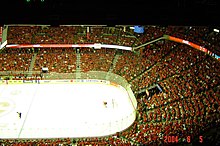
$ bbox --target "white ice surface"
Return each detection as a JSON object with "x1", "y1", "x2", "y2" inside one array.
[{"x1": 0, "y1": 83, "x2": 135, "y2": 138}]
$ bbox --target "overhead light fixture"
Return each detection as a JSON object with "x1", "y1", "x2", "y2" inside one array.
[{"x1": 213, "y1": 28, "x2": 219, "y2": 33}]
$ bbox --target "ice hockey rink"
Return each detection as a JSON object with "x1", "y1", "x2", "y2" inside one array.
[{"x1": 0, "y1": 82, "x2": 136, "y2": 139}]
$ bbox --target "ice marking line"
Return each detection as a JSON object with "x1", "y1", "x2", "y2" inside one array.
[{"x1": 18, "y1": 85, "x2": 39, "y2": 138}]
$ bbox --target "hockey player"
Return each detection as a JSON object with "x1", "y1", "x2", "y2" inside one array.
[{"x1": 17, "y1": 112, "x2": 22, "y2": 119}]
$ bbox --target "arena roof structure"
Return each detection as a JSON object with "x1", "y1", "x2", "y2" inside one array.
[{"x1": 1, "y1": 0, "x2": 220, "y2": 26}]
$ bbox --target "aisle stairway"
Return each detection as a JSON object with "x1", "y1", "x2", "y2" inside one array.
[
  {"x1": 106, "y1": 51, "x2": 120, "y2": 80},
  {"x1": 28, "y1": 53, "x2": 37, "y2": 77},
  {"x1": 76, "y1": 48, "x2": 81, "y2": 79}
]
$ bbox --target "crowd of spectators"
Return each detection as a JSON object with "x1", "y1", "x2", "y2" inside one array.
[
  {"x1": 165, "y1": 25, "x2": 220, "y2": 57},
  {"x1": 112, "y1": 40, "x2": 177, "y2": 82},
  {"x1": 131, "y1": 43, "x2": 208, "y2": 93},
  {"x1": 80, "y1": 47, "x2": 116, "y2": 72},
  {"x1": 7, "y1": 26, "x2": 141, "y2": 47},
  {"x1": 0, "y1": 25, "x2": 220, "y2": 145},
  {"x1": 0, "y1": 48, "x2": 34, "y2": 80},
  {"x1": 7, "y1": 25, "x2": 220, "y2": 56},
  {"x1": 33, "y1": 47, "x2": 77, "y2": 73}
]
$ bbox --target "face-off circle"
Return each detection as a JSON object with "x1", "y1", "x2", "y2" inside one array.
[{"x1": 0, "y1": 98, "x2": 15, "y2": 117}]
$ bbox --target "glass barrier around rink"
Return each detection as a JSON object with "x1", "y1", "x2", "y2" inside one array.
[
  {"x1": 44, "y1": 71, "x2": 137, "y2": 109},
  {"x1": 44, "y1": 71, "x2": 129, "y2": 88}
]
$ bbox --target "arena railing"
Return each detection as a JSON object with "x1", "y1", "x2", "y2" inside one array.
[{"x1": 0, "y1": 71, "x2": 40, "y2": 76}]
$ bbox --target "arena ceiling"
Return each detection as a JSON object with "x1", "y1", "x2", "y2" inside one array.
[{"x1": 1, "y1": 0, "x2": 220, "y2": 26}]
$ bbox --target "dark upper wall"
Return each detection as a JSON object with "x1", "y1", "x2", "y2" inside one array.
[{"x1": 1, "y1": 0, "x2": 220, "y2": 26}]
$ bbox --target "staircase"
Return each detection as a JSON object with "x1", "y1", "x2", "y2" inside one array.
[
  {"x1": 106, "y1": 52, "x2": 120, "y2": 80},
  {"x1": 28, "y1": 53, "x2": 37, "y2": 77},
  {"x1": 76, "y1": 48, "x2": 81, "y2": 79}
]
